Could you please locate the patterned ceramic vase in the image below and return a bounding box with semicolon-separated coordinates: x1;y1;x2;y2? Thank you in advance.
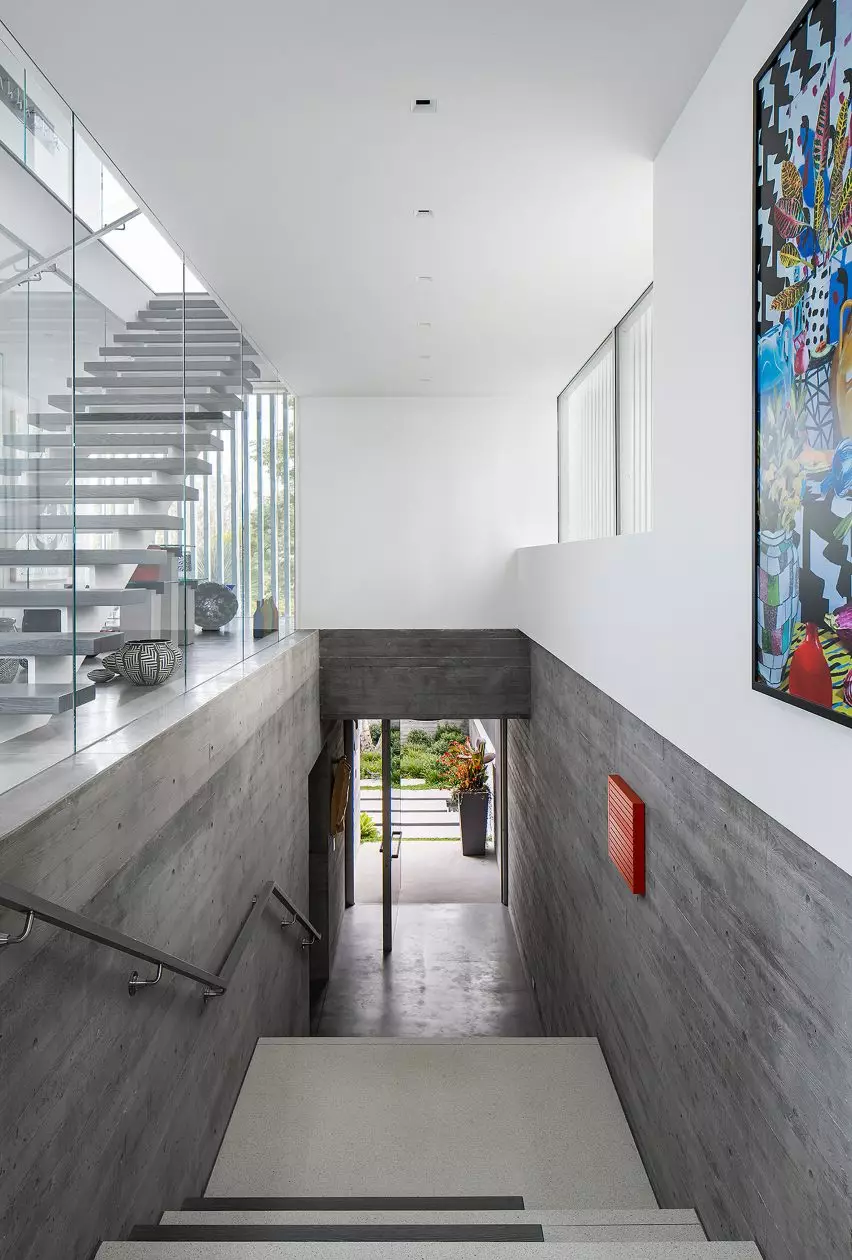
757;529;800;688
0;616;19;684
116;639;183;686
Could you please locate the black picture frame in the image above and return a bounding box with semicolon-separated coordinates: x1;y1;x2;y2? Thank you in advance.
752;0;852;732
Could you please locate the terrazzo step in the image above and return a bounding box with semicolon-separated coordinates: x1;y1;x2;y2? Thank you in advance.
133;1226;545;1243
95;1241;762;1259
0;514;184;533
1;485;200;502
0;550;169;566
0;682;95;714
0;631;124;655
4;433;224;451
163;1209;706;1243
0;457;213;475
181;1199;526;1213
0;588;149;607
137;307;232;320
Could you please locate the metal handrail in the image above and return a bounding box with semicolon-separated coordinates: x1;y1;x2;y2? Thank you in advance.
0;208;142;296
0;877;321;1001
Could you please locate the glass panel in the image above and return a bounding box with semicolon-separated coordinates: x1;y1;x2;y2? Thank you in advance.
0;128;75;791
617;288;653;535
558;333;616;541
382;718;403;952
71;119;189;749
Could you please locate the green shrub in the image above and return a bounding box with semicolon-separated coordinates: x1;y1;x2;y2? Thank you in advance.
360;811;379;841
405;728;432;748
400;746;433;780
369;721;382;744
432;723;467;757
360;749;382;779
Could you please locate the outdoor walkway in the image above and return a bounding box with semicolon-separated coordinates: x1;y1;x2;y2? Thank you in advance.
354;838;501;903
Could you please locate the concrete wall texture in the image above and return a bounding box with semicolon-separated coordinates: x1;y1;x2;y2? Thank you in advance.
507;642;852;1260
0;633;322;1260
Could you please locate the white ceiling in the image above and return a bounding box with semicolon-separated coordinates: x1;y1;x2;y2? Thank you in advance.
0;0;743;397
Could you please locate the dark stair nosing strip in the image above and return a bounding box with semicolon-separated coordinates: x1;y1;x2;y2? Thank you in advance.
181;1196;526;1211
132;1225;543;1242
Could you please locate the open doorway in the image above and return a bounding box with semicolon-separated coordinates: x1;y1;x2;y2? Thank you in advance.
354;719;502;908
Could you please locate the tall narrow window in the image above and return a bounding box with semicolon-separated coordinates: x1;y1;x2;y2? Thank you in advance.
558;334;616;541
617;288;653;534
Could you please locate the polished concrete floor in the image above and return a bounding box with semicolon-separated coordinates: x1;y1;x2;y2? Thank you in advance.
314;901;541;1037
354;839;501;904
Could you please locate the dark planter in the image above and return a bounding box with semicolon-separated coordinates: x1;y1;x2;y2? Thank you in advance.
459;790;489;857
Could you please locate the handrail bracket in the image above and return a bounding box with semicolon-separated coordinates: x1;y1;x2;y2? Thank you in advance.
0;909;34;949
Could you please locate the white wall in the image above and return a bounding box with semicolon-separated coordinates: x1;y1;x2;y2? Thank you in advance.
516;0;852;878
298;396;556;628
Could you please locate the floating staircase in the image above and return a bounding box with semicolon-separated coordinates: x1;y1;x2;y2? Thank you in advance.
93;1038;761;1259
0;292;257;719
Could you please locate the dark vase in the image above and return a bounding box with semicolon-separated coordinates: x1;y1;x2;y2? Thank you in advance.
459;790;489;857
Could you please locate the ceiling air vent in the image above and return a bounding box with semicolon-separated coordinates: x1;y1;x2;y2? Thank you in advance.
411;98;437;113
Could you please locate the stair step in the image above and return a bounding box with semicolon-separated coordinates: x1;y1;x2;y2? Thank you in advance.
0;550;169;566
31;415;232;433
0;630;124;656
97;345;257;367
182;1198;526;1212
85;359;257;377
1;485;200;502
0;588;150;607
95;1242;763;1258
112;332;254;349
0;457;212;476
131;1225;545;1243
126;319;237;332
147;298;221;311
0;514;184;533
4;433;224;451
70;375;246;390
0;682;96;715
162;1210;707;1243
0;515;184;535
48;392;244;412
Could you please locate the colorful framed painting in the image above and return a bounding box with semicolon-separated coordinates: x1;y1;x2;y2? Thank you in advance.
755;0;852;728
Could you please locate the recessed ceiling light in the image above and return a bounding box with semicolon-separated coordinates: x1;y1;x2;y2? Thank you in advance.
419;354;431;360
417;321;432;329
416;275;433;282
415;209;434;219
411;98;437;113
419;377;431;383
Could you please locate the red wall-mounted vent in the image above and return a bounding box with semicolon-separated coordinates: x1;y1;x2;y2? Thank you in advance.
607;775;645;895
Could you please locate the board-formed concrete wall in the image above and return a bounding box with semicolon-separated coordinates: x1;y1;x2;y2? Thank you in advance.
507;641;852;1260
0;632;321;1260
319;629;531;719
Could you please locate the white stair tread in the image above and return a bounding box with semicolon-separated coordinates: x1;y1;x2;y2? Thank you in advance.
3;433;224;451
0;588;149;606
0;515;185;532
2;485;200;502
0;457;212;475
0;549;169;566
96;1243;760;1259
0;682;96;714
0;631;124;655
208;1039;655;1209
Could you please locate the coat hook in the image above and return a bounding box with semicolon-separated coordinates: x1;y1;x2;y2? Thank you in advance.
128;963;163;996
0;910;34;949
